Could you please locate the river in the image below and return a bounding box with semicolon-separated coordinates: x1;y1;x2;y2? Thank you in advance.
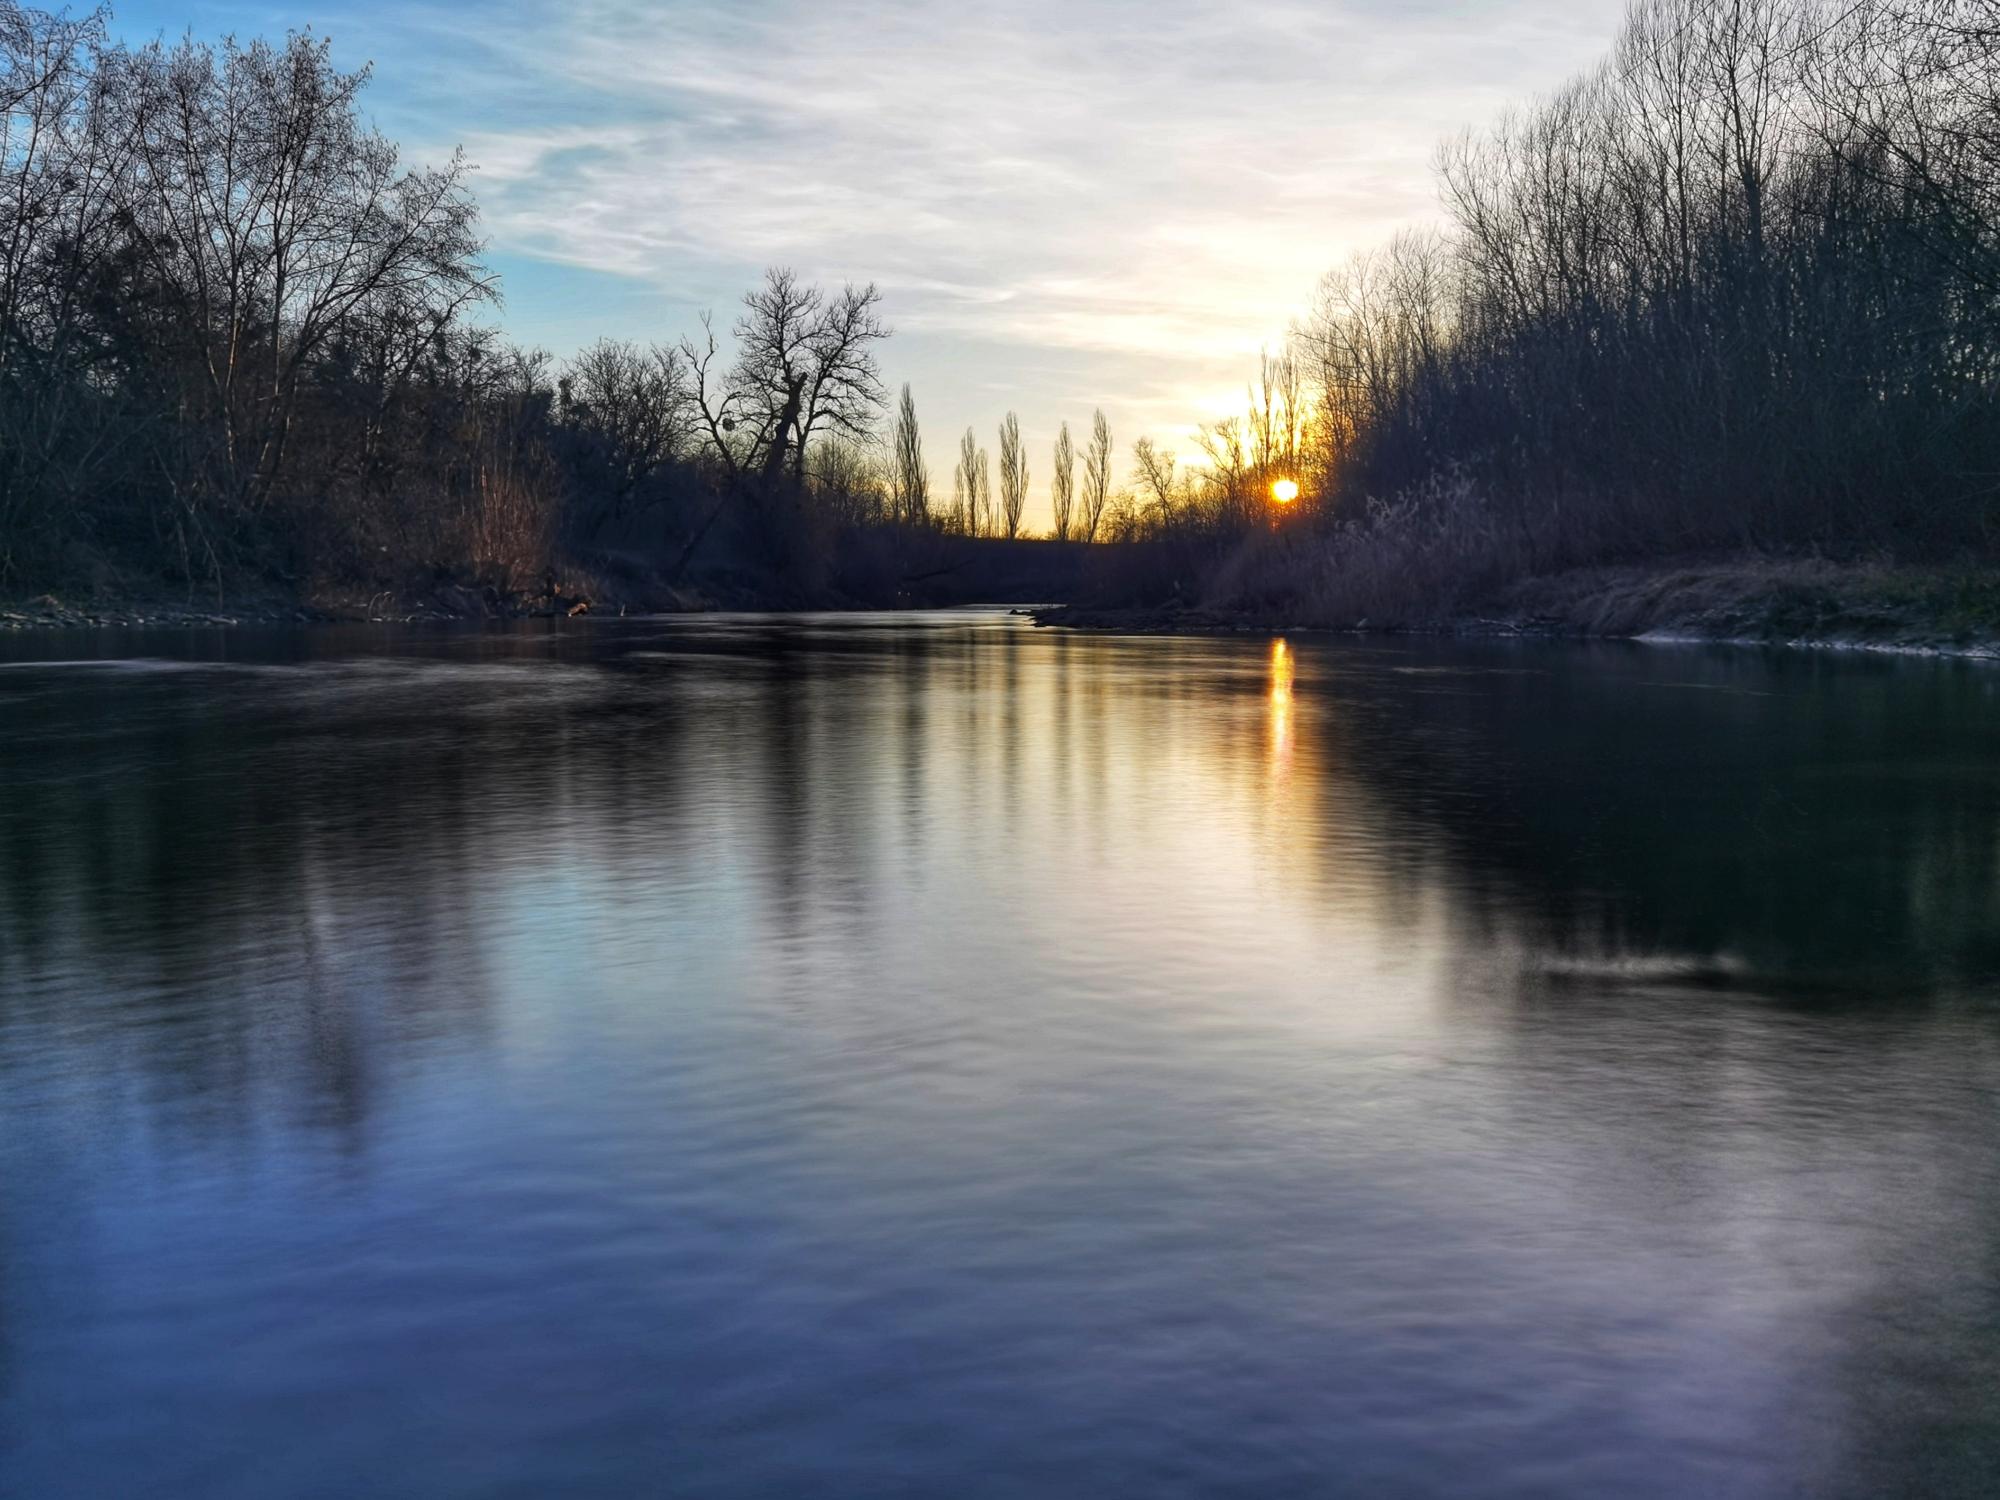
1;612;1995;1497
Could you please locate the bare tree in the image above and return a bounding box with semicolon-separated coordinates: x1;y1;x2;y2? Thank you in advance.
955;425;987;536
728;267;887;490
0;1;121;578
676;313;746;479
997;410;1028;538
889;381;928;525
0;16;955;602
558;338;689;524
1821;0;2000;306
1194;418;1250;516
117;32;490;528
809;435;889;529
1247;351;1303;481
974;444;992;539
667;312;752;576
1080;408;1112;542
1131;435;1176;514
667;270;889;572
2;0;1994;617
1298;231;1451;492
1049;421;1076;541
951;434;972;534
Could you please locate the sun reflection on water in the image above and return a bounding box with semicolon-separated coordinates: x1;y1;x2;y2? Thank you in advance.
1269;637;1294;766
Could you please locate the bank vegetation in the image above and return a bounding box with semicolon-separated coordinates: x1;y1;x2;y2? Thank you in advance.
5;0;1999;640
1073;0;2000;644
0;3;1110;615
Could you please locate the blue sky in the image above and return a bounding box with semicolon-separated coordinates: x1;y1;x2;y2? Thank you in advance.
108;0;1627;522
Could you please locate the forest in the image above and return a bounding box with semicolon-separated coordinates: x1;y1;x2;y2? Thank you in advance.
0;2;1099;614
1;0;1997;631
1111;0;2000;632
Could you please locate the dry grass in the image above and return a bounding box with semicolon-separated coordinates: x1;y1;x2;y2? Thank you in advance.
1496;557;2000;649
1069;464;2000;654
1200;470;1534;628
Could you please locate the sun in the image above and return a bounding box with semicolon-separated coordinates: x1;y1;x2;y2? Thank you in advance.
1270;478;1300;505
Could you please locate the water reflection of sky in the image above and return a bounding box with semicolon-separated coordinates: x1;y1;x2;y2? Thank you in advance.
0;616;1997;1498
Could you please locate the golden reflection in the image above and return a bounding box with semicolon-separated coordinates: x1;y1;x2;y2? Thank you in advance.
1269;636;1294;765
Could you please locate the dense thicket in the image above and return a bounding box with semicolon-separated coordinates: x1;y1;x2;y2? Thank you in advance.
0;4;960;605
0;7;503;592
10;0;1995;617
1366;0;1996;548
1109;0;2000;618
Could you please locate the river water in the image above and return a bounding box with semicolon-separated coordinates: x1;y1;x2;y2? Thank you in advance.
1;612;1996;1497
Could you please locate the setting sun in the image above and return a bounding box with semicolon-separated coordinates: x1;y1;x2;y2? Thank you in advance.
1271;478;1300;505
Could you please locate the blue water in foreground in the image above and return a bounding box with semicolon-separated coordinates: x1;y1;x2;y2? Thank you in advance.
1;613;1997;1497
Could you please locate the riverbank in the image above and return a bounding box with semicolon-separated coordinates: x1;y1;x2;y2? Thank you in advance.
0;587;604;631
0;535;1096;630
1032;557;2000;660
17;555;2000;662
0;593;335;631
0;571;732;631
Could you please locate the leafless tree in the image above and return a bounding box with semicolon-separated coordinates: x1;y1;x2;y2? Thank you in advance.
809;435;889;529
1080;408;1112;542
676;313;747;480
1049;421;1076;540
0;1;121;578
1247;352;1303;482
727;267;887;491
997;410;1028;538
955;424;989;536
1131;436;1176;515
889;381;929;525
117;32;490;527
973;444;992;539
950;439;972;534
0;13;948;602
558;338;689;523
1194;418;1249;515
1262;0;2000;588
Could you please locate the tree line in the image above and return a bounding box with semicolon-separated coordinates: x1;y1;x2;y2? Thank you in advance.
10;0;1992;616
1092;0;2000;618
0;3;1127;608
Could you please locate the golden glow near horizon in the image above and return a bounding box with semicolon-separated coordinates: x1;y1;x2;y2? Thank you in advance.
1270;478;1300;505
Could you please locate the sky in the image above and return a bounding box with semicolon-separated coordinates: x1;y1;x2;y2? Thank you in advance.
108;0;1629;525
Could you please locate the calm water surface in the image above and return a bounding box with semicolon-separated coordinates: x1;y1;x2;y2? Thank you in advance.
2;613;1997;1497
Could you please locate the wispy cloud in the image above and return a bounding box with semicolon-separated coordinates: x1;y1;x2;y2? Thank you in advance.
113;0;1628;512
